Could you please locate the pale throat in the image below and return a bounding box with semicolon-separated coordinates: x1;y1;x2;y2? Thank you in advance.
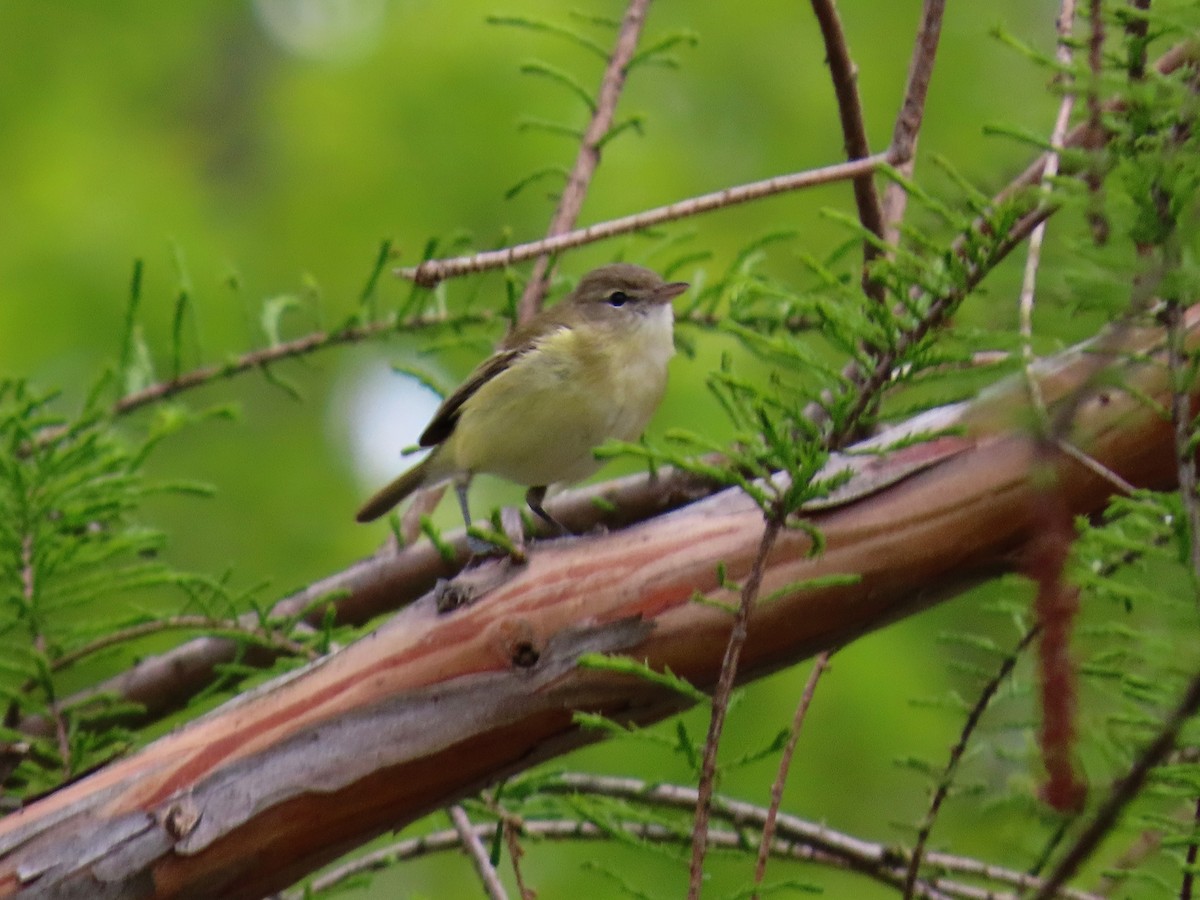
620;302;675;371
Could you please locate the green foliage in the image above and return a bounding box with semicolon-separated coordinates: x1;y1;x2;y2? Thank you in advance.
0;382;349;800
576;654;708;704
0;383;175;789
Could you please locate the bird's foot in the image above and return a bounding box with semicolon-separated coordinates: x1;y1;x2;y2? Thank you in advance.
465;524;527;565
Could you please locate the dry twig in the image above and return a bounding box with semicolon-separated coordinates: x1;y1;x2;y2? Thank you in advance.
881;0;945;240
808;0;885;302
902;627;1040;899
517;0;653;321
399;154;888;286
751;649;832;895
687;515;784;897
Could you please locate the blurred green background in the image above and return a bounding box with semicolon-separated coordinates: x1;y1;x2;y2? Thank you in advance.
0;1;1082;896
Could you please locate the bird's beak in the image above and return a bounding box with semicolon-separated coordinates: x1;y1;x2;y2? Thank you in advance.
652;281;689;303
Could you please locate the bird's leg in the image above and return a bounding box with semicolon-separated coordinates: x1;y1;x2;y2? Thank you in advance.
455;478;495;557
454;480;473;530
525;485;569;536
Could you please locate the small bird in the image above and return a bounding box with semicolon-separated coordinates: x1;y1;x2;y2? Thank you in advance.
356;263;689;536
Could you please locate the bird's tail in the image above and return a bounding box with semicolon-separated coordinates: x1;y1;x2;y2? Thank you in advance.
355;456;435;523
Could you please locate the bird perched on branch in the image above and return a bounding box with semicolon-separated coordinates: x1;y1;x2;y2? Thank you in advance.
356;263;689;538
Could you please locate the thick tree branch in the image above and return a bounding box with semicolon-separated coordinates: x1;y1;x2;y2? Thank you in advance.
1;307;1197;898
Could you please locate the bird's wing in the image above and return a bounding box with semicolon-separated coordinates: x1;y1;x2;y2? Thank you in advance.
417;348;522;446
418;307;575;447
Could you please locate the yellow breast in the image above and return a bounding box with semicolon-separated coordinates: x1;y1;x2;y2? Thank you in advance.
444;305;674;487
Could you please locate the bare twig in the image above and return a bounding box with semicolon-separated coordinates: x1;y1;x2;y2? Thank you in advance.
281;816;1055;900
1033;669;1200;899
1085;0;1110;244
501;816;534;900
404;55;1200;396
400;154;889;286
808;0;885;303
404;41;1192;292
517;0;652;321
449;805;509;900
544;774;1103;900
688;515;783;898
1054;440;1137;495
902;626;1040;899
752;649;831;895
108;311;491;420
1019;0;1079;422
829;200;1056;448
49;614;319;672
881;0;946;240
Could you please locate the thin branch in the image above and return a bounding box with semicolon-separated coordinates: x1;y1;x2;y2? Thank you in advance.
808;0;886;303
448;805;509;900
902;625;1040;899
1084;0;1110;244
399;154;890;286
282;817;1029;900
688;515;784;897
1019;0;1079;425
882;0;946;239
545;774;1103;900
752;649;831;895
501;816;534;900
49;614;319;673
1054;439;1137;495
402;41;1193;292
1031;668;1200;900
517;0;652;321
109;311;491;420
829;199;1056;448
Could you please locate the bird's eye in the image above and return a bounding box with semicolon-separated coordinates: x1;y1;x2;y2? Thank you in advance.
607;290;629;307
